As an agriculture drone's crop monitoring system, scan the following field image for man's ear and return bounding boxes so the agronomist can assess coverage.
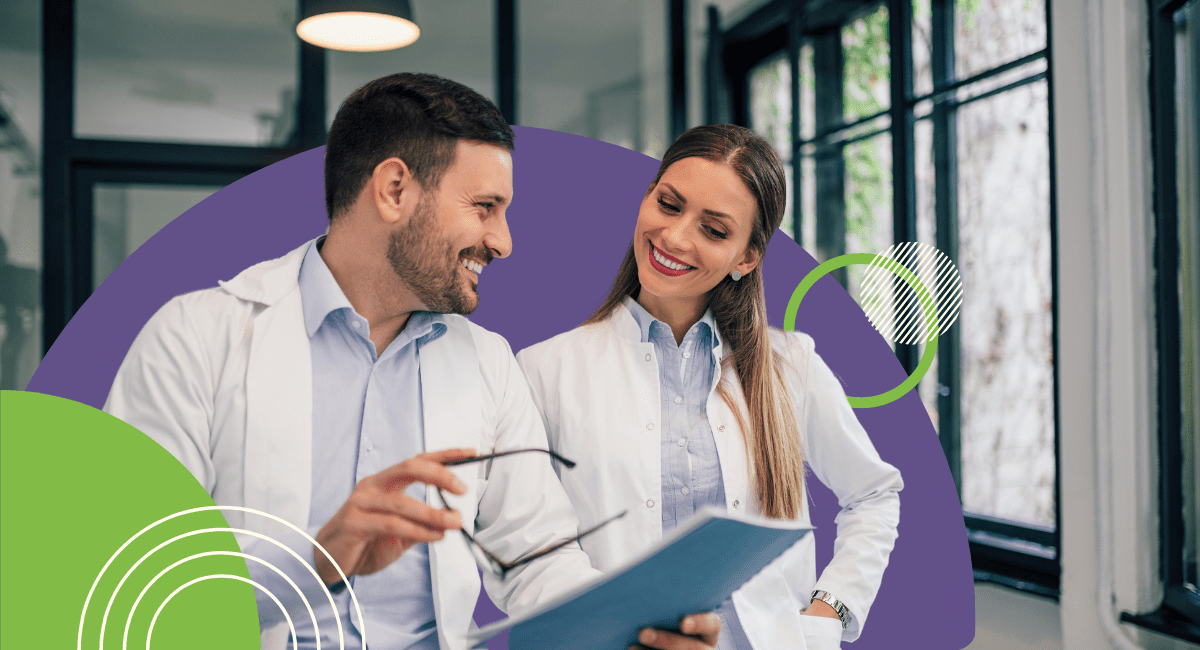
[733,246,761,278]
[370,157,420,225]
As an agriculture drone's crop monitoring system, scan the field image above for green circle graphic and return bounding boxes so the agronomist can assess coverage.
[784,253,940,409]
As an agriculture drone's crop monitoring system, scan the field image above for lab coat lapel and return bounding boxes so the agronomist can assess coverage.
[243,287,314,538]
[420,317,484,650]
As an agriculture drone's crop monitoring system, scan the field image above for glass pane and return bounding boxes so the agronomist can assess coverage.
[842,4,890,124]
[749,53,793,239]
[328,4,495,128]
[0,0,43,390]
[75,0,298,146]
[801,155,816,252]
[955,0,1046,81]
[957,80,1053,528]
[519,0,646,152]
[913,0,933,98]
[93,184,223,289]
[800,42,815,141]
[844,131,893,300]
[749,53,791,157]
[915,119,939,430]
[1176,0,1200,588]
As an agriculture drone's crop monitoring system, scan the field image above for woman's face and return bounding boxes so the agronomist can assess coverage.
[633,156,761,309]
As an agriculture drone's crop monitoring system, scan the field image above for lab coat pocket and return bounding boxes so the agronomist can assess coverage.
[798,615,843,650]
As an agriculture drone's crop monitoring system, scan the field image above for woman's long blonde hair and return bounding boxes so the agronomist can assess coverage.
[583,124,804,519]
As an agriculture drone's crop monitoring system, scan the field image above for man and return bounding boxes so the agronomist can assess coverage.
[104,73,718,650]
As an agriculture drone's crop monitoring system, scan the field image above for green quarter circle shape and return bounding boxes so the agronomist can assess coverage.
[784,252,939,409]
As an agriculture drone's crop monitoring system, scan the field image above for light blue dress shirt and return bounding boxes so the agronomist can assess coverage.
[291,239,443,650]
[623,297,753,650]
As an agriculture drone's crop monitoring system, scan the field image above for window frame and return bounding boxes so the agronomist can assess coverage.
[1119,0,1200,642]
[715,0,1061,596]
[41,0,521,351]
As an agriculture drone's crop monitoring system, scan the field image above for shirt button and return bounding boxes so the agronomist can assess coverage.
[645,353,652,361]
[683,351,691,359]
[351,321,361,329]
[718,425,726,431]
[733,500,740,508]
[674,396,683,404]
[678,437,687,447]
[646,499,655,508]
[365,441,374,452]
[681,487,690,495]
[646,423,655,431]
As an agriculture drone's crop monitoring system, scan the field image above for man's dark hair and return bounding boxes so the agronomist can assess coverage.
[324,73,515,221]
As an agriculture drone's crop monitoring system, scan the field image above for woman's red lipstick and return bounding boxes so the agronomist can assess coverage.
[647,242,694,277]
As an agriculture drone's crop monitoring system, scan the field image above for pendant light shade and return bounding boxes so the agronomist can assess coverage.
[297,0,420,52]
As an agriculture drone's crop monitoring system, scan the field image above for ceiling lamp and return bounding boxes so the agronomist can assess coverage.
[297,0,420,52]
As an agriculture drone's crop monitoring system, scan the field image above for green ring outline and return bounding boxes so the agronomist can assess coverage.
[784,252,940,409]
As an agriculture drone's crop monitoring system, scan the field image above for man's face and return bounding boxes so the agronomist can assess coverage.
[387,140,514,315]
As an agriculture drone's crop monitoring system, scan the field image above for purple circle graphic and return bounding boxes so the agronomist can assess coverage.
[28,126,973,649]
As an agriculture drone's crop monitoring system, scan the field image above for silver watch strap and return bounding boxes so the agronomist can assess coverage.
[810,590,851,629]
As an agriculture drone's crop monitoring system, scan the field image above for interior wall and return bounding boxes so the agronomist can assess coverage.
[1052,0,1166,648]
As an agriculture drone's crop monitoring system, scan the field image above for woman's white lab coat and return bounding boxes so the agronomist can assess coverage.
[516,302,903,650]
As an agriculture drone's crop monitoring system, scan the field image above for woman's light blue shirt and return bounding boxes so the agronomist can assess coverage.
[623,296,753,650]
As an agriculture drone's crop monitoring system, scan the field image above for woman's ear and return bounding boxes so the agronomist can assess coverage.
[371,157,420,225]
[733,246,762,278]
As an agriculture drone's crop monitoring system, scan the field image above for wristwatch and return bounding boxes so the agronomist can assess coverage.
[810,590,851,629]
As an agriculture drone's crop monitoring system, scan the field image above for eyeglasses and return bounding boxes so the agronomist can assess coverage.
[437,448,628,578]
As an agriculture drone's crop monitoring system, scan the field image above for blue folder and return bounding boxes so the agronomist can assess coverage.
[468,506,812,649]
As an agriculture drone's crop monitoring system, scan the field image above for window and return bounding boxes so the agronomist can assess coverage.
[1122,0,1200,642]
[722,0,1057,594]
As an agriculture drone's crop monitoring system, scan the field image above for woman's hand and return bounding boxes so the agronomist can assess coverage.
[802,598,842,620]
[630,613,721,650]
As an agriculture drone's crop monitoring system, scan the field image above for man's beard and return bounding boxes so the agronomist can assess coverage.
[387,192,484,315]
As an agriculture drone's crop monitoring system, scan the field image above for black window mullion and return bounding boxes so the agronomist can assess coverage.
[789,9,804,244]
[295,36,327,149]
[931,0,961,493]
[813,28,846,282]
[889,0,918,374]
[42,0,76,353]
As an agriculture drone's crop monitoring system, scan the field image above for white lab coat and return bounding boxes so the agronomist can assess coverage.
[516,302,903,650]
[104,240,601,650]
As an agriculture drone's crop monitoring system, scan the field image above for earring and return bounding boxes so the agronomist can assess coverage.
[730,270,743,281]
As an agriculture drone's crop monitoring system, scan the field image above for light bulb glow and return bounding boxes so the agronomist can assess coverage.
[296,12,420,52]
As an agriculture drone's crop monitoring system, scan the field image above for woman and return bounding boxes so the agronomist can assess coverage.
[516,125,902,650]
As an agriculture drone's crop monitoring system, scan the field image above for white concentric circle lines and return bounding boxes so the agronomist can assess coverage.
[118,549,323,650]
[101,528,336,650]
[143,575,295,650]
[78,506,366,650]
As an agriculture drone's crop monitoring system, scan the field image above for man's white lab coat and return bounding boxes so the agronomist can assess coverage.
[105,240,600,650]
[516,303,904,650]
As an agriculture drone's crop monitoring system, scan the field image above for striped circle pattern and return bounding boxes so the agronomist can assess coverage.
[857,242,962,345]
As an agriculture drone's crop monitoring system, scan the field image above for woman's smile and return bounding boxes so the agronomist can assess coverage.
[648,241,696,276]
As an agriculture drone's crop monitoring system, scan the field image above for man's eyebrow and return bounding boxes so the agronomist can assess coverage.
[660,183,732,220]
[475,193,510,206]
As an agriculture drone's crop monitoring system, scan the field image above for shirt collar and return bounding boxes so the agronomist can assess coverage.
[621,295,719,348]
[299,237,352,338]
[298,237,447,346]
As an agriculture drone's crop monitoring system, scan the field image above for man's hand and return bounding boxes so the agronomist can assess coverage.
[631,612,721,650]
[313,448,477,585]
